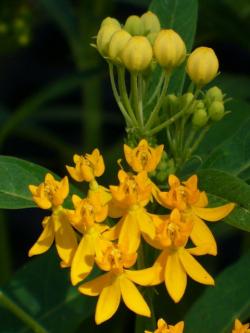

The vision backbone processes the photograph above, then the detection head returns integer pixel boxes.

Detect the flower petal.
[103,218,123,241]
[124,265,159,286]
[133,209,155,239]
[70,234,95,285]
[190,214,217,255]
[54,215,78,267]
[118,213,140,253]
[165,251,187,303]
[95,276,121,324]
[178,248,214,285]
[28,217,54,256]
[78,272,112,296]
[119,275,151,317]
[192,203,235,222]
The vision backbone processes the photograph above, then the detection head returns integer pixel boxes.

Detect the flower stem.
[145,73,170,130]
[108,63,135,127]
[0,290,48,333]
[131,73,144,128]
[145,71,165,107]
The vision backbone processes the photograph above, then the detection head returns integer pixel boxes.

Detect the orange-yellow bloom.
[124,139,164,173]
[232,319,250,333]
[29,173,69,209]
[145,318,184,333]
[158,174,235,255]
[66,148,105,182]
[132,209,214,303]
[68,191,111,285]
[78,243,151,324]
[104,170,155,252]
[28,207,78,267]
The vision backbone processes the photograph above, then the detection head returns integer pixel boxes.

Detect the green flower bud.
[179,92,194,113]
[101,17,121,29]
[196,100,205,109]
[205,86,223,103]
[147,32,158,46]
[153,29,186,71]
[141,11,161,34]
[18,34,30,46]
[108,29,131,64]
[121,36,153,72]
[162,94,178,111]
[208,101,225,121]
[124,15,144,36]
[0,21,8,34]
[186,47,219,87]
[96,24,121,56]
[192,108,208,127]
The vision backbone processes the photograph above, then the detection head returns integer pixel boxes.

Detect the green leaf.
[184,251,250,333]
[197,99,250,157]
[201,118,250,180]
[197,168,250,232]
[149,0,198,94]
[0,250,96,333]
[0,156,80,209]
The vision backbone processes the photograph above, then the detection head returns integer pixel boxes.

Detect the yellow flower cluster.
[95,11,219,85]
[29,139,235,324]
[145,318,250,333]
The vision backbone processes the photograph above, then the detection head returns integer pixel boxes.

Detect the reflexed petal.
[173,321,185,332]
[118,213,140,253]
[124,144,132,166]
[187,245,212,256]
[66,165,83,182]
[95,276,121,324]
[28,218,54,256]
[70,234,95,285]
[165,251,187,303]
[78,272,112,296]
[124,265,159,286]
[195,191,208,208]
[190,214,217,255]
[192,203,235,222]
[179,248,214,285]
[119,275,151,317]
[135,209,155,239]
[54,215,78,267]
[150,250,168,285]
[102,218,123,241]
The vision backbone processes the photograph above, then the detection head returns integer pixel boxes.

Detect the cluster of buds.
[28,140,235,325]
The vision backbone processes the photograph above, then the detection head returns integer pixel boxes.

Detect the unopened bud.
[124,15,144,36]
[205,86,223,103]
[192,109,208,127]
[208,101,225,121]
[186,47,219,86]
[108,29,131,64]
[180,93,195,114]
[153,29,186,71]
[141,11,161,34]
[162,94,178,111]
[101,17,121,29]
[96,24,121,56]
[147,32,158,46]
[121,36,153,72]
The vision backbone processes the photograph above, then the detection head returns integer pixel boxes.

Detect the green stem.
[138,74,144,127]
[145,73,170,130]
[117,67,138,125]
[189,124,211,155]
[0,290,48,333]
[145,71,165,107]
[131,73,143,128]
[108,63,134,127]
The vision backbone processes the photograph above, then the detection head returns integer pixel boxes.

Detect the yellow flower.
[104,170,155,252]
[145,318,184,333]
[67,192,110,285]
[78,243,151,324]
[131,209,214,303]
[66,148,105,182]
[186,46,219,86]
[124,139,164,173]
[28,206,78,267]
[232,319,250,333]
[29,173,69,209]
[158,174,235,255]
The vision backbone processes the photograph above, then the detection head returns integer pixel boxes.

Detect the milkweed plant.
[0,3,249,333]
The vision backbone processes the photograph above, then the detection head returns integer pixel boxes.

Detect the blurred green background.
[0,0,249,331]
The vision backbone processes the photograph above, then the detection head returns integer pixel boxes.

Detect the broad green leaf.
[201,118,250,180]
[0,250,96,333]
[197,169,250,232]
[185,251,250,333]
[149,0,198,94]
[197,99,250,157]
[0,156,80,209]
